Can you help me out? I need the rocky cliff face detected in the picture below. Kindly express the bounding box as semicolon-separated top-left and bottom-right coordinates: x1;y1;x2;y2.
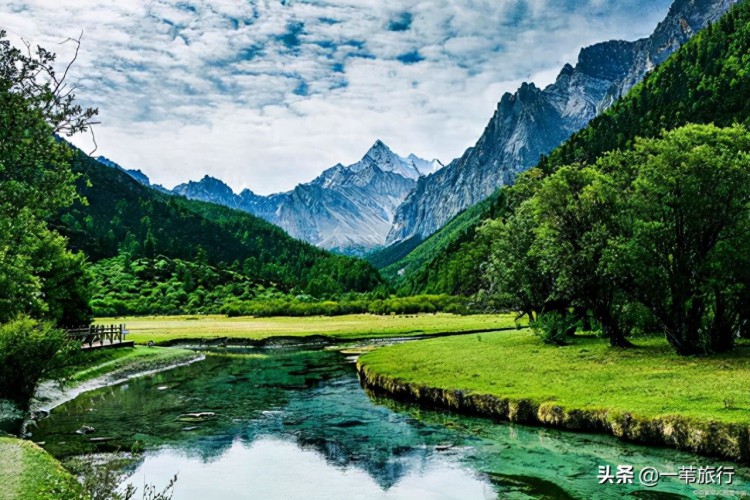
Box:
173;141;442;255
386;0;738;245
172;175;240;207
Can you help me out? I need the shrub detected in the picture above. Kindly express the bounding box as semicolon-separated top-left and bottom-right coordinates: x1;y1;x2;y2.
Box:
0;316;76;405
0;399;24;434
531;312;578;346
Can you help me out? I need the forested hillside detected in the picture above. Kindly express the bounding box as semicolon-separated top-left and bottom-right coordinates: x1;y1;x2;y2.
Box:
57;150;384;298
391;1;750;297
369;191;505;291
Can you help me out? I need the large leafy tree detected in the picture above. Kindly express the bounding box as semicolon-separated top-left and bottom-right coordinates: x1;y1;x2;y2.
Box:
0;31;96;324
487;124;750;355
530;165;634;347
481;201;551;323
608;124;750;354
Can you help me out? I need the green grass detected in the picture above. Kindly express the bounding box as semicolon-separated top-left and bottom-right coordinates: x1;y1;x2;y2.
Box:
0;437;84;499
95;313;525;345
64;346;200;385
359;331;750;425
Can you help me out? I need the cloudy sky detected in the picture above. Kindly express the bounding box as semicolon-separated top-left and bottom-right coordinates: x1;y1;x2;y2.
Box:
4;0;672;194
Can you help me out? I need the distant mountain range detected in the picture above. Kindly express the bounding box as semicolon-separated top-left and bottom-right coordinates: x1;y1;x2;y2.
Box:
100;142;442;255
97;0;736;257
75;151;384;297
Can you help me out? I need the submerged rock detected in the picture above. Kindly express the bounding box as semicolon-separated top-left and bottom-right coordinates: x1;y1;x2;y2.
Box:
177;412;216;423
331;419;366;428
89;437;115;443
486;472;575;499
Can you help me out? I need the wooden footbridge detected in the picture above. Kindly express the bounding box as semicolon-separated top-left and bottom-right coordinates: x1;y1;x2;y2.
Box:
66;324;134;350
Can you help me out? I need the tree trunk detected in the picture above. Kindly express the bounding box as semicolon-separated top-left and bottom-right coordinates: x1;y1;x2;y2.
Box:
607;326;635;348
708;291;736;354
595;306;634;348
664;330;702;356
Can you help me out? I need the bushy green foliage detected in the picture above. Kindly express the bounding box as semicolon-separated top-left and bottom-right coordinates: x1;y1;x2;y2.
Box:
0;32;93;326
366;295;469;315
531;312;578;346
0;317;76;405
89;255;265;316
488;124;750;354
605;125;750;354
219;298;365;318
89;255;468;317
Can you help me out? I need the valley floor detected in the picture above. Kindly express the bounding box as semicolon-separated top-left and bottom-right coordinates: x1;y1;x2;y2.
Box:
96;313;524;345
358;331;750;461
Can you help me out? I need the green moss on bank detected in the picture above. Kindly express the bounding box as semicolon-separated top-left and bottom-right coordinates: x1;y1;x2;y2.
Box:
0;437;85;499
358;331;750;461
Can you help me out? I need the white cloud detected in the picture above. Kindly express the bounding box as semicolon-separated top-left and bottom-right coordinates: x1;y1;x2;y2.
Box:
2;0;672;194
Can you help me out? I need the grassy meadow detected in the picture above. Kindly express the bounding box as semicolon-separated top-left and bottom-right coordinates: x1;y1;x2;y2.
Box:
359;330;750;425
96;313;525;345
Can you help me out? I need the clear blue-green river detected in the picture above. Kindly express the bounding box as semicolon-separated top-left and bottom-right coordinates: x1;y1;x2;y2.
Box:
32;347;750;499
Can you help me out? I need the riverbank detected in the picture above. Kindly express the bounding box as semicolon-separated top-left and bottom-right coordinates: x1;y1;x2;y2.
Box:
31;346;203;414
95;313;525;345
358;330;750;462
1;347;204;500
0;437;84;499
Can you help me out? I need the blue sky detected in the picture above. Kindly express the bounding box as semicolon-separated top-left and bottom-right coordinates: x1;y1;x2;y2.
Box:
4;0;672;194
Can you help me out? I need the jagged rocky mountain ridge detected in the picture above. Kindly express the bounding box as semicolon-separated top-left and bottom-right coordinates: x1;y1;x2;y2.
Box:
385;0;739;245
171;141;442;255
96;156;170;194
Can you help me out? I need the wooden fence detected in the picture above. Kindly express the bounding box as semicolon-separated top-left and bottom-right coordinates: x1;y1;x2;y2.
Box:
66;324;129;349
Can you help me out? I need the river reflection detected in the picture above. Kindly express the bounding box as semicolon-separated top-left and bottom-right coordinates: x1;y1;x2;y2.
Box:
32;348;750;499
133;438;495;499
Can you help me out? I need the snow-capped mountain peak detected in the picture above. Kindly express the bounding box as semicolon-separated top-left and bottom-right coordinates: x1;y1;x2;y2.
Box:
351;140;439;181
